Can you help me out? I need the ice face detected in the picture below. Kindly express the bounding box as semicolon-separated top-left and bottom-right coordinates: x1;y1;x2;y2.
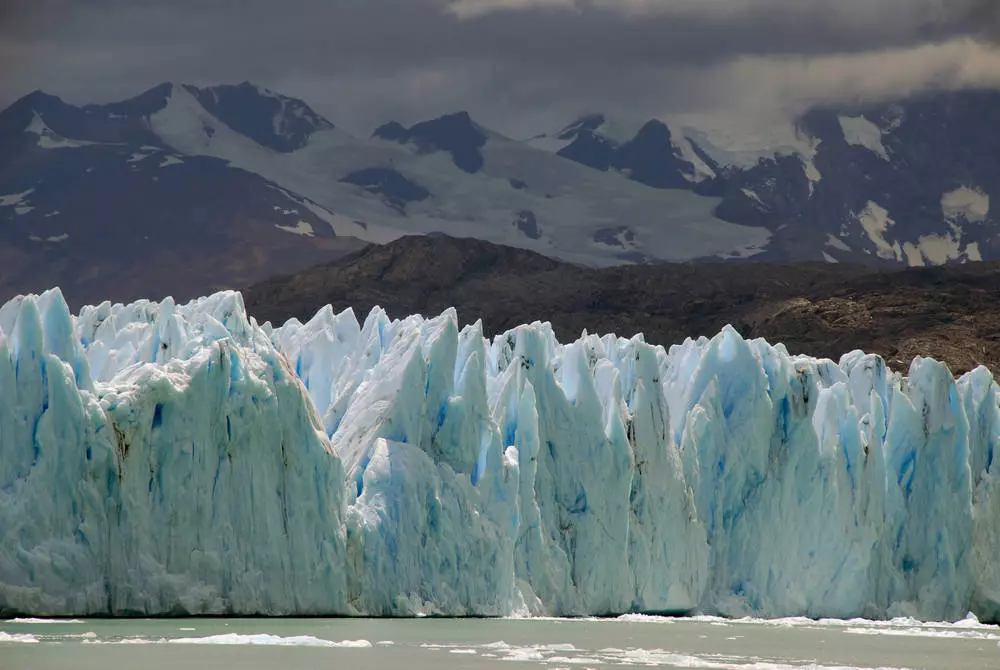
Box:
1;289;998;621
0;290;349;616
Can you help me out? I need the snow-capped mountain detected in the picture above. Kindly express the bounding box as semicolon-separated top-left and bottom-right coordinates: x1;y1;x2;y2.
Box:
0;83;378;306
717;96;999;266
1;81;998;304
529;113;717;188
531;96;998;266
149;89;763;267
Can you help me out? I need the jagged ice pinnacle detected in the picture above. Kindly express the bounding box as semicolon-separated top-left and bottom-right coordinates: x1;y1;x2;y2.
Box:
0;289;998;621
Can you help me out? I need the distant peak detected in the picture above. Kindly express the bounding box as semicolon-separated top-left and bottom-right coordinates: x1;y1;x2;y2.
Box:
131;82;177;100
438;110;473;123
17;89;64;105
99;82;176;117
201;81;277;99
630;119;672;142
373;112;487;174
374;111;482;138
411;111;482;134
188;82;334;151
2;90;71;117
372;121;408;141
557;113;606;139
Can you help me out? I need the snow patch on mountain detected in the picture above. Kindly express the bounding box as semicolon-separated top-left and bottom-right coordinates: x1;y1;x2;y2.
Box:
590;116;648;145
526;133;573;154
800;155;823;194
942;187;990;223
0;189;34;207
915;230;964;266
838;115;889;160
670;134;716;182
275;221;315;237
825;234;851;252
668;114;819;170
28;233;69;243
150;84;276;159
901;242;924;267
25;112;95;150
857;201;901;261
741;188;766;209
529;114;646;151
269;186;404;245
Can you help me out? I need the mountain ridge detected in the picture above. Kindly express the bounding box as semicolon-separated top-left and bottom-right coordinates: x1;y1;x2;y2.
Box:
2;80;999;305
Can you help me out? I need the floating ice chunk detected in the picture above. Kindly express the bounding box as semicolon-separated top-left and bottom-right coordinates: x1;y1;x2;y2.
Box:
167;634;371;646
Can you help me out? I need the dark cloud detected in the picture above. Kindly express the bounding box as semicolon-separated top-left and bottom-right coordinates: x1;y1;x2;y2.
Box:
1;0;999;137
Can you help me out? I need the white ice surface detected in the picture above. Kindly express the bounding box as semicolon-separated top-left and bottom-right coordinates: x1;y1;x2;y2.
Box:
2;290;1000;622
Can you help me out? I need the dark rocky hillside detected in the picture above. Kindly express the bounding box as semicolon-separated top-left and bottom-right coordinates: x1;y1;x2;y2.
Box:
244;235;1000;375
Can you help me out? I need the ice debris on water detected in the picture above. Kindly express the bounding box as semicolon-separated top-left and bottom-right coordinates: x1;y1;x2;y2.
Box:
1;288;1000;621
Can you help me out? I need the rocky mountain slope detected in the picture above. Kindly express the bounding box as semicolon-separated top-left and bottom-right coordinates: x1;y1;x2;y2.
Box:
245;235;1000;375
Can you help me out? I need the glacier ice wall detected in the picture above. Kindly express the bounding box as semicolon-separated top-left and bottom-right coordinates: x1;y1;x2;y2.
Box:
1;289;999;621
0;291;348;615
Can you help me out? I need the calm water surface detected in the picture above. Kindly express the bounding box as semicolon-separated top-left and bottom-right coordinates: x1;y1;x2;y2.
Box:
2;615;999;669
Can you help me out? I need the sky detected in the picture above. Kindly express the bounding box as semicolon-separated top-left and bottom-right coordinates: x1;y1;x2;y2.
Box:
2;0;1000;138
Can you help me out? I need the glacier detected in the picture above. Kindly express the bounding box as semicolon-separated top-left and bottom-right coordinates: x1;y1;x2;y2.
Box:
0;288;998;621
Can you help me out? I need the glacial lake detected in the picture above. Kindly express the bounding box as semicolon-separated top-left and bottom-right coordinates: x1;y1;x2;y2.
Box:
2;614;999;669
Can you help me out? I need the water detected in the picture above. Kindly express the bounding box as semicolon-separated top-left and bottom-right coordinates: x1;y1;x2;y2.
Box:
2;615;999;669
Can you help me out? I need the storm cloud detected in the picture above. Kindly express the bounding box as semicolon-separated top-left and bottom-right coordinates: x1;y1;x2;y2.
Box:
2;0;999;136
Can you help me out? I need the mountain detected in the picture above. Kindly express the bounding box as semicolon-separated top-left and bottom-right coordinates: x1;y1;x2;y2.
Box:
1;81;999;306
0;81;773;308
0;83;383;307
531;95;998;265
189;81;334;152
373;111;488;173
244;235;1000;376
157;95;761;268
529;113;716;188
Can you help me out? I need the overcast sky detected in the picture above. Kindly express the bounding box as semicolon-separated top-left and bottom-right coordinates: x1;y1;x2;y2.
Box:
2;0;1000;137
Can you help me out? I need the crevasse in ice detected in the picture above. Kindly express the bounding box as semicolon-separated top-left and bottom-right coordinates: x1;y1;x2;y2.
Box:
1;289;998;621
